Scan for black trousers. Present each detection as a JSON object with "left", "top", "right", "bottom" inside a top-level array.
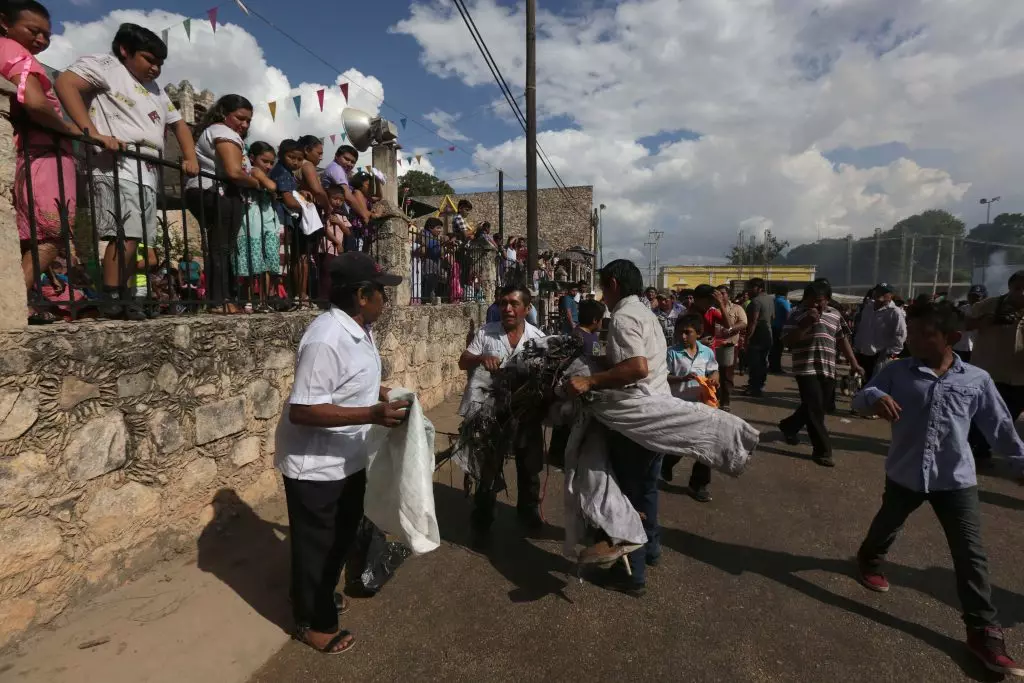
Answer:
[
  {"left": 780, "top": 375, "right": 835, "bottom": 458},
  {"left": 185, "top": 188, "right": 243, "bottom": 305},
  {"left": 855, "top": 352, "right": 879, "bottom": 382},
  {"left": 969, "top": 382, "right": 1024, "bottom": 458},
  {"left": 858, "top": 478, "right": 998, "bottom": 630},
  {"left": 769, "top": 328, "right": 785, "bottom": 373},
  {"left": 662, "top": 456, "right": 711, "bottom": 491},
  {"left": 472, "top": 427, "right": 543, "bottom": 520},
  {"left": 283, "top": 471, "right": 366, "bottom": 633}
]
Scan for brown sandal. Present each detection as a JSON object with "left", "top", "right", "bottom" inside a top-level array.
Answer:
[{"left": 293, "top": 626, "right": 356, "bottom": 656}]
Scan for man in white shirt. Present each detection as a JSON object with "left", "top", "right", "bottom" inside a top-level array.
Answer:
[
  {"left": 56, "top": 24, "right": 198, "bottom": 320},
  {"left": 274, "top": 252, "right": 408, "bottom": 655},
  {"left": 852, "top": 283, "right": 907, "bottom": 380},
  {"left": 459, "top": 284, "right": 546, "bottom": 534},
  {"left": 567, "top": 259, "right": 669, "bottom": 597}
]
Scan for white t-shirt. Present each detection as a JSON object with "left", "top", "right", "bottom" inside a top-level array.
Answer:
[
  {"left": 67, "top": 53, "right": 181, "bottom": 189},
  {"left": 606, "top": 295, "right": 671, "bottom": 397},
  {"left": 275, "top": 308, "right": 382, "bottom": 481},
  {"left": 458, "top": 320, "right": 545, "bottom": 417},
  {"left": 185, "top": 123, "right": 249, "bottom": 192}
]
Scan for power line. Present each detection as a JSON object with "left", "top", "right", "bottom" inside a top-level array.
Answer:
[
  {"left": 244, "top": 5, "right": 506, "bottom": 176},
  {"left": 450, "top": 0, "right": 591, "bottom": 221}
]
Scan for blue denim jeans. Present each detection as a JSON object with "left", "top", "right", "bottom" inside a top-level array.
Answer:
[{"left": 607, "top": 431, "right": 663, "bottom": 586}]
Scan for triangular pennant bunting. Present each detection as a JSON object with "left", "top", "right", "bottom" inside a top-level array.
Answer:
[
  {"left": 400, "top": 117, "right": 407, "bottom": 130},
  {"left": 330, "top": 134, "right": 336, "bottom": 144},
  {"left": 207, "top": 8, "right": 218, "bottom": 33},
  {"left": 235, "top": 0, "right": 251, "bottom": 15},
  {"left": 268, "top": 101, "right": 276, "bottom": 120},
  {"left": 341, "top": 132, "right": 347, "bottom": 142},
  {"left": 340, "top": 83, "right": 349, "bottom": 102},
  {"left": 449, "top": 146, "right": 455, "bottom": 152},
  {"left": 183, "top": 18, "right": 192, "bottom": 41},
  {"left": 415, "top": 155, "right": 422, "bottom": 163},
  {"left": 292, "top": 95, "right": 301, "bottom": 115},
  {"left": 161, "top": 29, "right": 169, "bottom": 45},
  {"left": 317, "top": 88, "right": 325, "bottom": 112}
]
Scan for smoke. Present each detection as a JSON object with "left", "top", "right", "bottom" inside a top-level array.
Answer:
[{"left": 982, "top": 250, "right": 1011, "bottom": 295}]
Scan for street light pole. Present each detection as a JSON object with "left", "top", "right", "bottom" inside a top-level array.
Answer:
[
  {"left": 980, "top": 196, "right": 1001, "bottom": 225},
  {"left": 598, "top": 203, "right": 606, "bottom": 269},
  {"left": 525, "top": 0, "right": 538, "bottom": 275}
]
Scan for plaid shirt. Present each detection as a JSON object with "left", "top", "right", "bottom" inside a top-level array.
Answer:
[{"left": 783, "top": 305, "right": 850, "bottom": 378}]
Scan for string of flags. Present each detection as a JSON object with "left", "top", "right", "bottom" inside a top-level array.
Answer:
[{"left": 155, "top": 3, "right": 468, "bottom": 168}]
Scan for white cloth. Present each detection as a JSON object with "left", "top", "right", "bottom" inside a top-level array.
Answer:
[
  {"left": 560, "top": 353, "right": 759, "bottom": 556},
  {"left": 186, "top": 123, "right": 249, "bottom": 192},
  {"left": 457, "top": 321, "right": 545, "bottom": 417},
  {"left": 67, "top": 53, "right": 181, "bottom": 188},
  {"left": 955, "top": 303, "right": 975, "bottom": 352},
  {"left": 293, "top": 192, "right": 324, "bottom": 235},
  {"left": 606, "top": 295, "right": 670, "bottom": 397},
  {"left": 853, "top": 301, "right": 907, "bottom": 357},
  {"left": 363, "top": 388, "right": 440, "bottom": 555},
  {"left": 275, "top": 308, "right": 382, "bottom": 481}
]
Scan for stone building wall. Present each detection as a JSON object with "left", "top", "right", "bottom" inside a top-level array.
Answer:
[
  {"left": 411, "top": 186, "right": 595, "bottom": 254},
  {"left": 0, "top": 303, "right": 483, "bottom": 648}
]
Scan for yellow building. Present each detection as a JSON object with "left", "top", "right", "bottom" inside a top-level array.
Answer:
[{"left": 659, "top": 264, "right": 817, "bottom": 290}]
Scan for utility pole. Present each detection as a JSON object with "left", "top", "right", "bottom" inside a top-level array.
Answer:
[
  {"left": 497, "top": 169, "right": 504, "bottom": 242},
  {"left": 898, "top": 229, "right": 907, "bottom": 295},
  {"left": 907, "top": 235, "right": 917, "bottom": 299},
  {"left": 645, "top": 229, "right": 664, "bottom": 287},
  {"left": 948, "top": 237, "right": 956, "bottom": 293},
  {"left": 525, "top": 0, "right": 538, "bottom": 275},
  {"left": 872, "top": 228, "right": 881, "bottom": 285},
  {"left": 932, "top": 236, "right": 942, "bottom": 295},
  {"left": 845, "top": 234, "right": 853, "bottom": 295}
]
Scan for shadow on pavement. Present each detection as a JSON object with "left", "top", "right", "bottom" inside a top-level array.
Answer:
[
  {"left": 661, "top": 527, "right": 1010, "bottom": 681},
  {"left": 196, "top": 488, "right": 293, "bottom": 634},
  {"left": 432, "top": 482, "right": 575, "bottom": 604},
  {"left": 979, "top": 488, "right": 1024, "bottom": 512}
]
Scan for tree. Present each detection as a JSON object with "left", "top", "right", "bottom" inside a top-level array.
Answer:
[
  {"left": 398, "top": 170, "right": 454, "bottom": 198},
  {"left": 726, "top": 229, "right": 789, "bottom": 265},
  {"left": 965, "top": 213, "right": 1024, "bottom": 266}
]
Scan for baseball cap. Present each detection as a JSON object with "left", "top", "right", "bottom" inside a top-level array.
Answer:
[
  {"left": 874, "top": 282, "right": 894, "bottom": 294},
  {"left": 969, "top": 284, "right": 988, "bottom": 296},
  {"left": 327, "top": 252, "right": 403, "bottom": 288}
]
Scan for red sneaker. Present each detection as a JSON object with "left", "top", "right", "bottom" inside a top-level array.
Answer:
[
  {"left": 856, "top": 563, "right": 890, "bottom": 593},
  {"left": 967, "top": 627, "right": 1024, "bottom": 676}
]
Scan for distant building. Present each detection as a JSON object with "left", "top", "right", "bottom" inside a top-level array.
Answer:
[
  {"left": 407, "top": 186, "right": 595, "bottom": 255},
  {"left": 659, "top": 264, "right": 817, "bottom": 290},
  {"left": 163, "top": 80, "right": 215, "bottom": 200}
]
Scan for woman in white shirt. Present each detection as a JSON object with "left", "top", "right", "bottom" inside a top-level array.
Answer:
[{"left": 185, "top": 94, "right": 260, "bottom": 313}]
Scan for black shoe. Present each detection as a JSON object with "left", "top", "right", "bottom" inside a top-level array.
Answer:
[
  {"left": 123, "top": 301, "right": 147, "bottom": 321},
  {"left": 646, "top": 554, "right": 661, "bottom": 568},
  {"left": 101, "top": 290, "right": 125, "bottom": 318},
  {"left": 813, "top": 454, "right": 836, "bottom": 468},
  {"left": 689, "top": 486, "right": 713, "bottom": 503},
  {"left": 661, "top": 463, "right": 675, "bottom": 482},
  {"left": 779, "top": 422, "right": 800, "bottom": 446},
  {"left": 517, "top": 506, "right": 544, "bottom": 532},
  {"left": 591, "top": 568, "right": 647, "bottom": 597}
]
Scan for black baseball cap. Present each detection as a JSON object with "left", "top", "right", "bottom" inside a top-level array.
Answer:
[
  {"left": 969, "top": 284, "right": 988, "bottom": 296},
  {"left": 327, "top": 252, "right": 402, "bottom": 288},
  {"left": 874, "top": 282, "right": 894, "bottom": 295}
]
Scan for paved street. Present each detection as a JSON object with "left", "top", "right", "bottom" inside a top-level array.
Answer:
[{"left": 249, "top": 375, "right": 1024, "bottom": 683}]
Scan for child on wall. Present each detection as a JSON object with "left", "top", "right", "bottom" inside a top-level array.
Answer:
[
  {"left": 56, "top": 22, "right": 198, "bottom": 320},
  {"left": 233, "top": 141, "right": 282, "bottom": 313}
]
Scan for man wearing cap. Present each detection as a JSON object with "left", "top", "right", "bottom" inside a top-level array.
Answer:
[
  {"left": 275, "top": 252, "right": 408, "bottom": 655},
  {"left": 955, "top": 284, "right": 988, "bottom": 363},
  {"left": 852, "top": 283, "right": 907, "bottom": 381},
  {"left": 459, "top": 283, "right": 547, "bottom": 533}
]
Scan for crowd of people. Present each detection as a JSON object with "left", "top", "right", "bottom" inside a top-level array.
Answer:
[{"left": 3, "top": 2, "right": 393, "bottom": 322}]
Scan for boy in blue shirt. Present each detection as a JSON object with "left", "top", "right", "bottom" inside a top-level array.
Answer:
[
  {"left": 853, "top": 301, "right": 1024, "bottom": 676},
  {"left": 662, "top": 314, "right": 719, "bottom": 502}
]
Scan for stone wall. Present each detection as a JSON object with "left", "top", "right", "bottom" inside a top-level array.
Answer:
[
  {"left": 411, "top": 186, "right": 595, "bottom": 254},
  {"left": 0, "top": 303, "right": 483, "bottom": 648}
]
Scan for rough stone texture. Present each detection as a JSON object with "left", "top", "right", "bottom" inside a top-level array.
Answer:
[
  {"left": 0, "top": 78, "right": 26, "bottom": 332},
  {"left": 0, "top": 517, "right": 61, "bottom": 581},
  {"left": 82, "top": 482, "right": 161, "bottom": 542},
  {"left": 0, "top": 302, "right": 482, "bottom": 647},
  {"left": 194, "top": 396, "right": 246, "bottom": 445},
  {"left": 58, "top": 377, "right": 100, "bottom": 410},
  {"left": 231, "top": 436, "right": 261, "bottom": 468},
  {"left": 410, "top": 186, "right": 595, "bottom": 254},
  {"left": 0, "top": 387, "right": 39, "bottom": 441},
  {"left": 65, "top": 411, "right": 128, "bottom": 481},
  {"left": 245, "top": 379, "right": 281, "bottom": 420}
]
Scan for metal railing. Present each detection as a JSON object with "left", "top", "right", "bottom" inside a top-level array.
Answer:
[{"left": 15, "top": 121, "right": 383, "bottom": 322}]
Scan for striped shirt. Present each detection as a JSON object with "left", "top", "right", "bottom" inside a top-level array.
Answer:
[{"left": 783, "top": 305, "right": 850, "bottom": 378}]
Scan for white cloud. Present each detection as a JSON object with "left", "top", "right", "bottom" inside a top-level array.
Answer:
[
  {"left": 423, "top": 109, "right": 469, "bottom": 142},
  {"left": 393, "top": 0, "right": 1022, "bottom": 263}
]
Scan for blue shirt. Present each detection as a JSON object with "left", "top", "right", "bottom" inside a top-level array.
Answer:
[
  {"left": 268, "top": 162, "right": 297, "bottom": 227},
  {"left": 773, "top": 295, "right": 791, "bottom": 332},
  {"left": 853, "top": 356, "right": 1024, "bottom": 492},
  {"left": 559, "top": 295, "right": 578, "bottom": 333},
  {"left": 486, "top": 303, "right": 500, "bottom": 324},
  {"left": 666, "top": 341, "right": 719, "bottom": 401}
]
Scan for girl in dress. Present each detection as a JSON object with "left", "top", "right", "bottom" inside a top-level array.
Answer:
[{"left": 233, "top": 141, "right": 281, "bottom": 312}]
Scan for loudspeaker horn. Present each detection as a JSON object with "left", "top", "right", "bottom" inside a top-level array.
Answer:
[{"left": 342, "top": 108, "right": 374, "bottom": 152}]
